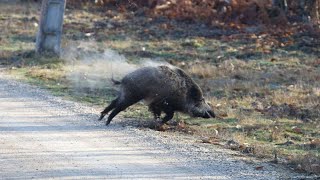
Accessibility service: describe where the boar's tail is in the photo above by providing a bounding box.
[111,74,121,85]
[111,78,121,85]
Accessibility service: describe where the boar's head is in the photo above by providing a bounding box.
[186,85,215,119]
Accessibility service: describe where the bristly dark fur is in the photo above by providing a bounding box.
[99,65,215,125]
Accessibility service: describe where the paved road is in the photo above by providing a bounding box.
[0,71,299,179]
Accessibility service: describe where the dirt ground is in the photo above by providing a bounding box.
[0,68,309,179]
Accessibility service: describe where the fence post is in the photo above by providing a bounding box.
[36,0,66,55]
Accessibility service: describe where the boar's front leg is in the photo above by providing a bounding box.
[161,110,174,124]
[148,104,161,120]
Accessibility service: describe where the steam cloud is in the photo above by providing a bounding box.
[62,41,170,91]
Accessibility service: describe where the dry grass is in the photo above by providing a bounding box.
[186,53,319,175]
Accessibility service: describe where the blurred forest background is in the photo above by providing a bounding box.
[70,0,320,25]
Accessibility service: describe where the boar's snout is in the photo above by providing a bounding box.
[203,109,215,118]
[189,101,215,118]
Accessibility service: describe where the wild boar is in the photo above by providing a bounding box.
[99,65,215,125]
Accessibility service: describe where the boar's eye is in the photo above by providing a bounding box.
[195,98,204,106]
[198,98,205,103]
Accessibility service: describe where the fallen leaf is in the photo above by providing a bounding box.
[201,137,220,145]
[310,139,320,149]
[177,120,186,130]
[291,126,303,134]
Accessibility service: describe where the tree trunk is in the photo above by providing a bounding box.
[272,0,288,13]
[36,0,66,55]
[314,0,319,23]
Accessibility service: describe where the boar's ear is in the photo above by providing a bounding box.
[188,86,202,100]
[175,67,203,100]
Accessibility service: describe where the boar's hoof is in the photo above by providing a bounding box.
[98,113,106,121]
[105,120,111,126]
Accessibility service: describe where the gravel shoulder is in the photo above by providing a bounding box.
[0,69,301,179]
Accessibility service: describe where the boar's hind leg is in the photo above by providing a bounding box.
[99,97,119,121]
[105,98,141,126]
[161,110,174,125]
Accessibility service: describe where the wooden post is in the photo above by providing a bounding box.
[36,0,66,55]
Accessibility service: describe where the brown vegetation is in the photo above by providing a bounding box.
[68,0,320,26]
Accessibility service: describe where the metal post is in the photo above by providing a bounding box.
[36,0,66,55]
